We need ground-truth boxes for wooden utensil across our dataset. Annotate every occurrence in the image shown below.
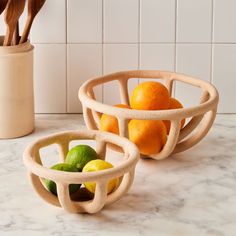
[20,0,46,44]
[0,0,8,44]
[3,0,26,46]
[0,0,8,15]
[12,21,19,45]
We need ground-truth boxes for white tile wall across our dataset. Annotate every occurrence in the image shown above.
[67,44,102,113]
[67,0,102,43]
[103,44,139,105]
[34,44,66,113]
[139,44,175,90]
[212,44,236,113]
[175,44,212,108]
[213,0,236,43]
[140,44,175,71]
[0,0,235,113]
[140,0,176,43]
[30,0,66,43]
[103,0,139,43]
[177,0,212,43]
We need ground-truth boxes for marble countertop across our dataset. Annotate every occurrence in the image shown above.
[0,114,235,236]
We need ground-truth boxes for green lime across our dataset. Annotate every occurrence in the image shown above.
[43,163,80,196]
[65,145,98,171]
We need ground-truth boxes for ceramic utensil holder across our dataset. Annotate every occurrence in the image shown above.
[0,36,34,138]
[79,70,219,160]
[23,130,139,214]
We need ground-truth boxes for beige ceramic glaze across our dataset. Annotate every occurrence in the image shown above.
[0,36,34,138]
[23,129,139,214]
[79,70,219,160]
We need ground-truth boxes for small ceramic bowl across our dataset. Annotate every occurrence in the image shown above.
[79,70,219,160]
[23,130,139,214]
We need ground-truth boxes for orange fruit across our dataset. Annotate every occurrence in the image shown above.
[100,104,130,135]
[163,98,185,134]
[130,82,170,110]
[128,119,167,155]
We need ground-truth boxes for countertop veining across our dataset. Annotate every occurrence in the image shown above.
[0,114,235,236]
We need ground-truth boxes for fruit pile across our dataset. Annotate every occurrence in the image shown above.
[100,81,185,156]
[43,145,119,196]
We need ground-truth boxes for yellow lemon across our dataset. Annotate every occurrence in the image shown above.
[82,160,119,194]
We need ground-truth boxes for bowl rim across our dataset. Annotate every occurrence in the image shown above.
[23,129,139,183]
[78,70,219,120]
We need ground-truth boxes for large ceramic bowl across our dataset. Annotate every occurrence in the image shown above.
[79,70,219,160]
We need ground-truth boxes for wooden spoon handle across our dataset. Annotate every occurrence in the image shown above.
[13,21,20,45]
[20,18,33,44]
[3,26,14,46]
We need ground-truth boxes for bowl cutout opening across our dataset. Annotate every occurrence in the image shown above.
[103,80,121,106]
[174,80,209,108]
[90,84,103,103]
[39,144,61,168]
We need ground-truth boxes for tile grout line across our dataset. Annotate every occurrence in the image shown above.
[32,42,236,45]
[34,112,236,115]
[102,0,104,103]
[138,0,141,77]
[173,0,178,97]
[210,0,214,84]
[65,0,68,113]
